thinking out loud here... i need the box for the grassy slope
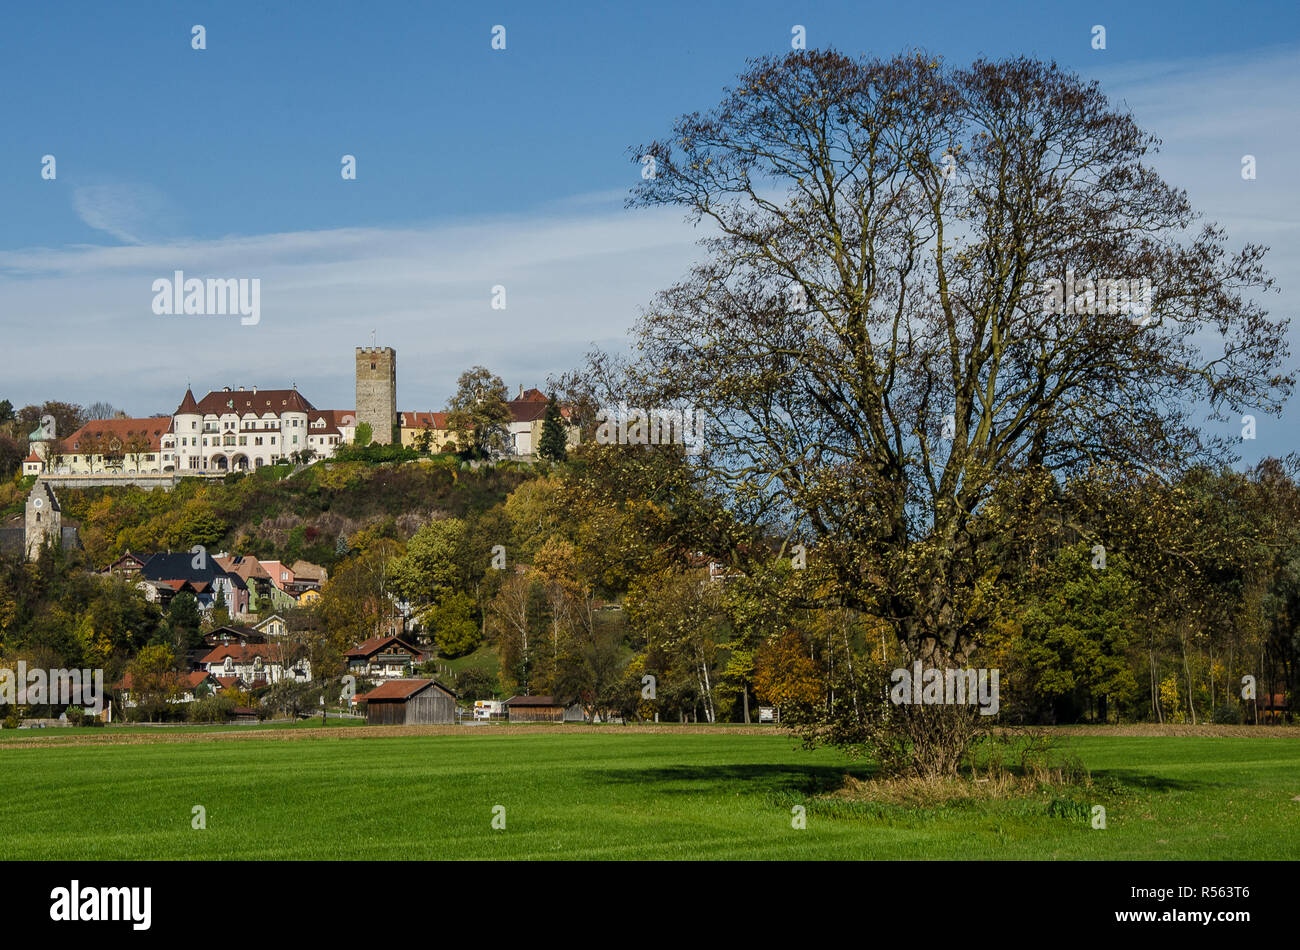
[0,731,1295,860]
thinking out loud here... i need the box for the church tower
[25,480,62,560]
[355,346,397,445]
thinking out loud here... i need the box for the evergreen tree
[538,393,568,461]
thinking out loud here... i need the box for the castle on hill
[19,345,578,479]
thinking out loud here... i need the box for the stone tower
[25,480,62,560]
[355,346,397,445]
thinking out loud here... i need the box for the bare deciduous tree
[628,50,1290,668]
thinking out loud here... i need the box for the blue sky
[1,0,1297,459]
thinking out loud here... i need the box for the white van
[473,700,504,720]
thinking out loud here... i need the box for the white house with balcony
[198,643,311,689]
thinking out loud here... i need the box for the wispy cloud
[70,183,176,245]
[1,46,1295,464]
[0,203,701,416]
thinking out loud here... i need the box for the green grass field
[1,728,1296,859]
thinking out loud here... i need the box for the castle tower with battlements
[355,346,397,445]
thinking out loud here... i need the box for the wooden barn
[1258,692,1289,724]
[504,695,565,723]
[358,679,457,725]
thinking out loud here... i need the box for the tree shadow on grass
[592,763,871,797]
[1090,769,1204,793]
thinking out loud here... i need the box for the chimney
[517,384,523,398]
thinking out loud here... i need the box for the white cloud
[70,183,177,246]
[2,45,1295,462]
[0,204,701,415]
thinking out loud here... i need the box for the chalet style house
[199,643,311,689]
[345,635,426,679]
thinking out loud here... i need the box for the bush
[126,702,187,723]
[1211,704,1244,725]
[188,694,236,723]
[2,711,20,729]
[454,667,498,702]
[64,705,85,726]
[330,443,421,465]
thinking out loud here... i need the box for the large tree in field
[628,50,1290,674]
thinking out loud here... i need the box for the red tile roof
[289,560,328,583]
[507,401,548,423]
[506,389,576,425]
[195,389,315,416]
[400,411,452,430]
[116,670,213,691]
[213,555,272,583]
[345,635,425,660]
[200,643,282,664]
[176,388,200,414]
[23,452,41,463]
[63,418,171,453]
[308,409,355,436]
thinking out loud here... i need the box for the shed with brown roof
[356,678,457,725]
[503,695,565,723]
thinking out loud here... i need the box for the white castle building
[27,387,356,476]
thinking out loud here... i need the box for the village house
[136,552,249,613]
[213,555,294,614]
[100,552,147,578]
[254,614,290,639]
[198,643,311,690]
[291,559,328,587]
[306,408,356,458]
[115,670,219,708]
[398,411,458,452]
[396,388,581,459]
[505,387,580,457]
[345,635,426,679]
[201,625,266,648]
